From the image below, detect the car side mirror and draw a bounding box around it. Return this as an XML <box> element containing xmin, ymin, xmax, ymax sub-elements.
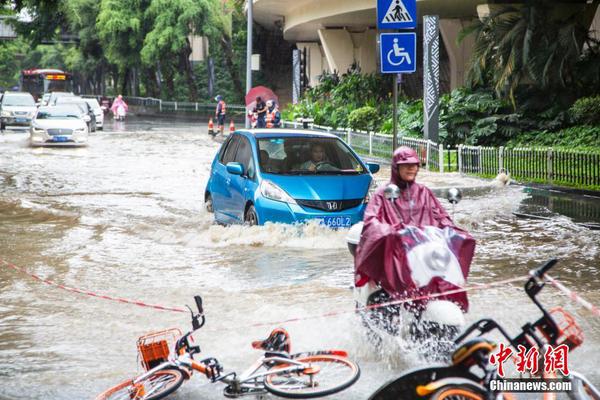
<box><xmin>366</xmin><ymin>162</ymin><xmax>380</xmax><ymax>174</ymax></box>
<box><xmin>226</xmin><ymin>162</ymin><xmax>244</xmax><ymax>176</ymax></box>
<box><xmin>446</xmin><ymin>187</ymin><xmax>462</xmax><ymax>204</ymax></box>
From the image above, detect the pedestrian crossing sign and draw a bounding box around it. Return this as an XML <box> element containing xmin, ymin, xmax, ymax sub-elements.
<box><xmin>377</xmin><ymin>0</ymin><xmax>417</xmax><ymax>29</ymax></box>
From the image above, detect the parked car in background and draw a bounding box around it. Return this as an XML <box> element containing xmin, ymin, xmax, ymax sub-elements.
<box><xmin>29</xmin><ymin>105</ymin><xmax>89</xmax><ymax>147</ymax></box>
<box><xmin>47</xmin><ymin>91</ymin><xmax>74</xmax><ymax>106</ymax></box>
<box><xmin>0</xmin><ymin>91</ymin><xmax>37</xmax><ymax>130</ymax></box>
<box><xmin>204</xmin><ymin>129</ymin><xmax>379</xmax><ymax>226</ymax></box>
<box><xmin>55</xmin><ymin>96</ymin><xmax>96</xmax><ymax>132</ymax></box>
<box><xmin>83</xmin><ymin>98</ymin><xmax>104</xmax><ymax>130</ymax></box>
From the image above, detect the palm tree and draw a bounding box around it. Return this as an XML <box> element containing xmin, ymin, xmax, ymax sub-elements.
<box><xmin>460</xmin><ymin>0</ymin><xmax>595</xmax><ymax>109</ymax></box>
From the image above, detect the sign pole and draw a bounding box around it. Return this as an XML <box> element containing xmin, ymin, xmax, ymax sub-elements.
<box><xmin>392</xmin><ymin>74</ymin><xmax>398</xmax><ymax>152</ymax></box>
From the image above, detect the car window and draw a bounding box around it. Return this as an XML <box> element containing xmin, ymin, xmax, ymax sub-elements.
<box><xmin>257</xmin><ymin>137</ymin><xmax>365</xmax><ymax>175</ymax></box>
<box><xmin>221</xmin><ymin>134</ymin><xmax>241</xmax><ymax>164</ymax></box>
<box><xmin>3</xmin><ymin>94</ymin><xmax>35</xmax><ymax>107</ymax></box>
<box><xmin>234</xmin><ymin>137</ymin><xmax>255</xmax><ymax>179</ymax></box>
<box><xmin>85</xmin><ymin>99</ymin><xmax>101</xmax><ymax>110</ymax></box>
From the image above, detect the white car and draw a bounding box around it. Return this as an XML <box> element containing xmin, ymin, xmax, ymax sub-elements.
<box><xmin>84</xmin><ymin>98</ymin><xmax>104</xmax><ymax>130</ymax></box>
<box><xmin>0</xmin><ymin>91</ymin><xmax>37</xmax><ymax>130</ymax></box>
<box><xmin>29</xmin><ymin>105</ymin><xmax>89</xmax><ymax>147</ymax></box>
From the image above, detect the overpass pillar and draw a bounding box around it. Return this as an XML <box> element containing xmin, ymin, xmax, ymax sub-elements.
<box><xmin>439</xmin><ymin>18</ymin><xmax>475</xmax><ymax>90</ymax></box>
<box><xmin>318</xmin><ymin>28</ymin><xmax>355</xmax><ymax>75</ymax></box>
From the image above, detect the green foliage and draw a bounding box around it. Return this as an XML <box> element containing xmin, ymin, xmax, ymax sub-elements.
<box><xmin>347</xmin><ymin>106</ymin><xmax>379</xmax><ymax>131</ymax></box>
<box><xmin>461</xmin><ymin>0</ymin><xmax>600</xmax><ymax>109</ymax></box>
<box><xmin>508</xmin><ymin>125</ymin><xmax>600</xmax><ymax>149</ymax></box>
<box><xmin>569</xmin><ymin>96</ymin><xmax>600</xmax><ymax>125</ymax></box>
<box><xmin>0</xmin><ymin>40</ymin><xmax>24</xmax><ymax>89</ymax></box>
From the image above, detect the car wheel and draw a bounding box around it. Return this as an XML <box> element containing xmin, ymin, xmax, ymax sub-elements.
<box><xmin>244</xmin><ymin>205</ymin><xmax>258</xmax><ymax>226</ymax></box>
<box><xmin>205</xmin><ymin>194</ymin><xmax>214</xmax><ymax>213</ymax></box>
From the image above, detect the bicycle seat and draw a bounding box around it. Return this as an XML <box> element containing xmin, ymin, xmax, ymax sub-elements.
<box><xmin>251</xmin><ymin>328</ymin><xmax>291</xmax><ymax>353</ymax></box>
<box><xmin>451</xmin><ymin>338</ymin><xmax>495</xmax><ymax>367</ymax></box>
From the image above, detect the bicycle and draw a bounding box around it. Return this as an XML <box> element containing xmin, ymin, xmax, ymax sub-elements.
<box><xmin>96</xmin><ymin>295</ymin><xmax>360</xmax><ymax>400</ymax></box>
<box><xmin>369</xmin><ymin>259</ymin><xmax>600</xmax><ymax>400</ymax></box>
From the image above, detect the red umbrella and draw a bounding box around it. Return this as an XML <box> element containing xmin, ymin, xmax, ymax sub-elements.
<box><xmin>245</xmin><ymin>86</ymin><xmax>278</xmax><ymax>111</ymax></box>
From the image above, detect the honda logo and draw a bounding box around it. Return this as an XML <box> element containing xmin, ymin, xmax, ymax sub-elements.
<box><xmin>326</xmin><ymin>201</ymin><xmax>339</xmax><ymax>211</ymax></box>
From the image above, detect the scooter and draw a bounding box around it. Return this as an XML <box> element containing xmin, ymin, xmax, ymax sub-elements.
<box><xmin>114</xmin><ymin>104</ymin><xmax>126</xmax><ymax>121</ymax></box>
<box><xmin>347</xmin><ymin>185</ymin><xmax>467</xmax><ymax>358</ymax></box>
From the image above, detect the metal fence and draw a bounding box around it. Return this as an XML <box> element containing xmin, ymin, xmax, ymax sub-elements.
<box><xmin>459</xmin><ymin>145</ymin><xmax>600</xmax><ymax>187</ymax></box>
<box><xmin>281</xmin><ymin>120</ymin><xmax>600</xmax><ymax>189</ymax></box>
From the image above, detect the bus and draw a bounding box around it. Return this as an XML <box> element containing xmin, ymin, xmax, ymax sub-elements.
<box><xmin>19</xmin><ymin>69</ymin><xmax>73</xmax><ymax>100</ymax></box>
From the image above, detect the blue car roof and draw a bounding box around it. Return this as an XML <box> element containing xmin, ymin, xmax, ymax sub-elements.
<box><xmin>237</xmin><ymin>129</ymin><xmax>339</xmax><ymax>139</ymax></box>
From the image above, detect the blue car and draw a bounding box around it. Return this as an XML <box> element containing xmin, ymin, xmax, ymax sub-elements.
<box><xmin>204</xmin><ymin>129</ymin><xmax>380</xmax><ymax>227</ymax></box>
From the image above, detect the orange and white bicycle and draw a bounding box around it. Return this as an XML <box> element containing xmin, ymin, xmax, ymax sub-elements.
<box><xmin>96</xmin><ymin>295</ymin><xmax>360</xmax><ymax>400</ymax></box>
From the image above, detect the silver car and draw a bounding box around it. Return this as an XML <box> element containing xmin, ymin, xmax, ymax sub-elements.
<box><xmin>84</xmin><ymin>98</ymin><xmax>104</xmax><ymax>130</ymax></box>
<box><xmin>29</xmin><ymin>105</ymin><xmax>89</xmax><ymax>147</ymax></box>
<box><xmin>0</xmin><ymin>91</ymin><xmax>37</xmax><ymax>130</ymax></box>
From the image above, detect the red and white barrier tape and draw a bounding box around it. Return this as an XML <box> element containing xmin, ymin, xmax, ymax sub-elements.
<box><xmin>1</xmin><ymin>258</ymin><xmax>186</xmax><ymax>313</ymax></box>
<box><xmin>545</xmin><ymin>273</ymin><xmax>600</xmax><ymax>317</ymax></box>
<box><xmin>244</xmin><ymin>275</ymin><xmax>530</xmax><ymax>329</ymax></box>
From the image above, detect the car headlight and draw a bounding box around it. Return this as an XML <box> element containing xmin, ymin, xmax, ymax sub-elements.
<box><xmin>74</xmin><ymin>128</ymin><xmax>86</xmax><ymax>133</ymax></box>
<box><xmin>364</xmin><ymin>180</ymin><xmax>378</xmax><ymax>203</ymax></box>
<box><xmin>1</xmin><ymin>110</ymin><xmax>12</xmax><ymax>117</ymax></box>
<box><xmin>31</xmin><ymin>127</ymin><xmax>45</xmax><ymax>135</ymax></box>
<box><xmin>259</xmin><ymin>180</ymin><xmax>297</xmax><ymax>204</ymax></box>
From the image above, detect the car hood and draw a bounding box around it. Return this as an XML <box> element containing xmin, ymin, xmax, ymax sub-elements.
<box><xmin>264</xmin><ymin>173</ymin><xmax>372</xmax><ymax>200</ymax></box>
<box><xmin>32</xmin><ymin>118</ymin><xmax>87</xmax><ymax>130</ymax></box>
<box><xmin>3</xmin><ymin>105</ymin><xmax>37</xmax><ymax>113</ymax></box>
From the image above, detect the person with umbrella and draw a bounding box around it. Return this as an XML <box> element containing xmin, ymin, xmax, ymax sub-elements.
<box><xmin>253</xmin><ymin>96</ymin><xmax>267</xmax><ymax>128</ymax></box>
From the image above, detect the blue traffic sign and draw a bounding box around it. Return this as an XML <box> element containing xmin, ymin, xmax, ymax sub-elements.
<box><xmin>377</xmin><ymin>0</ymin><xmax>417</xmax><ymax>30</ymax></box>
<box><xmin>380</xmin><ymin>33</ymin><xmax>416</xmax><ymax>74</ymax></box>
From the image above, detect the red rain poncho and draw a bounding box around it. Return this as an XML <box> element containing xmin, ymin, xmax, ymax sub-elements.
<box><xmin>354</xmin><ymin>148</ymin><xmax>475</xmax><ymax>311</ymax></box>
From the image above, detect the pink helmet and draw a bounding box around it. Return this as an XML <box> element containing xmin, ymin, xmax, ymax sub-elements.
<box><xmin>393</xmin><ymin>146</ymin><xmax>420</xmax><ymax>165</ymax></box>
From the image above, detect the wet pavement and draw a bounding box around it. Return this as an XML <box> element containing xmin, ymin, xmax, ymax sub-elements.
<box><xmin>1</xmin><ymin>117</ymin><xmax>599</xmax><ymax>399</ymax></box>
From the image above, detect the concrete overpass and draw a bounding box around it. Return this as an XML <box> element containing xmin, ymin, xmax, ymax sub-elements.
<box><xmin>253</xmin><ymin>0</ymin><xmax>600</xmax><ymax>93</ymax></box>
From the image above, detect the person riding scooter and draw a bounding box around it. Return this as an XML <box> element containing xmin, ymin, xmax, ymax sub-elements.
<box><xmin>352</xmin><ymin>146</ymin><xmax>476</xmax><ymax>348</ymax></box>
<box><xmin>111</xmin><ymin>94</ymin><xmax>128</xmax><ymax>121</ymax></box>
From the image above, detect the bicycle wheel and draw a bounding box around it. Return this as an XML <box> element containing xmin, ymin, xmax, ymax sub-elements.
<box><xmin>430</xmin><ymin>385</ymin><xmax>486</xmax><ymax>400</ymax></box>
<box><xmin>264</xmin><ymin>354</ymin><xmax>360</xmax><ymax>398</ymax></box>
<box><xmin>95</xmin><ymin>369</ymin><xmax>185</xmax><ymax>400</ymax></box>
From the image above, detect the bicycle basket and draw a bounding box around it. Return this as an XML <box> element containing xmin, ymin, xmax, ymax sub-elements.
<box><xmin>137</xmin><ymin>328</ymin><xmax>181</xmax><ymax>371</ymax></box>
<box><xmin>547</xmin><ymin>307</ymin><xmax>583</xmax><ymax>349</ymax></box>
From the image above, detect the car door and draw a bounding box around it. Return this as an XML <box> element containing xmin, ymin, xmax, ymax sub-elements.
<box><xmin>224</xmin><ymin>135</ymin><xmax>257</xmax><ymax>221</ymax></box>
<box><xmin>211</xmin><ymin>134</ymin><xmax>240</xmax><ymax>222</ymax></box>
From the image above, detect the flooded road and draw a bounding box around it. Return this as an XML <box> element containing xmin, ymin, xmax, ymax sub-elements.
<box><xmin>1</xmin><ymin>117</ymin><xmax>599</xmax><ymax>399</ymax></box>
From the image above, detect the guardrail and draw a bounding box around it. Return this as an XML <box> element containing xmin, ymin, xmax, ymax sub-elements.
<box><xmin>281</xmin><ymin>120</ymin><xmax>600</xmax><ymax>189</ymax></box>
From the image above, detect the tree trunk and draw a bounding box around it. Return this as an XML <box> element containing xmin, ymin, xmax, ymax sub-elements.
<box><xmin>163</xmin><ymin>65</ymin><xmax>175</xmax><ymax>99</ymax></box>
<box><xmin>181</xmin><ymin>41</ymin><xmax>198</xmax><ymax>101</ymax></box>
<box><xmin>121</xmin><ymin>67</ymin><xmax>130</xmax><ymax>96</ymax></box>
<box><xmin>220</xmin><ymin>33</ymin><xmax>244</xmax><ymax>100</ymax></box>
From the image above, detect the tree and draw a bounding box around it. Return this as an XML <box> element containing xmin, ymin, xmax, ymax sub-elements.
<box><xmin>460</xmin><ymin>0</ymin><xmax>598</xmax><ymax>109</ymax></box>
<box><xmin>97</xmin><ymin>0</ymin><xmax>148</xmax><ymax>95</ymax></box>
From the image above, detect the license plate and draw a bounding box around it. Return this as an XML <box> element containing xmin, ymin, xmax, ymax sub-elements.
<box><xmin>16</xmin><ymin>118</ymin><xmax>28</xmax><ymax>123</ymax></box>
<box><xmin>317</xmin><ymin>216</ymin><xmax>352</xmax><ymax>228</ymax></box>
<box><xmin>52</xmin><ymin>136</ymin><xmax>68</xmax><ymax>142</ymax></box>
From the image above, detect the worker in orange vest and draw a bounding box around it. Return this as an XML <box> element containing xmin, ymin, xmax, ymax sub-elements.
<box><xmin>215</xmin><ymin>95</ymin><xmax>227</xmax><ymax>136</ymax></box>
<box><xmin>265</xmin><ymin>100</ymin><xmax>281</xmax><ymax>129</ymax></box>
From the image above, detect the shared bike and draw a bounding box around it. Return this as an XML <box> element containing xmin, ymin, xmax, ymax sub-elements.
<box><xmin>369</xmin><ymin>259</ymin><xmax>600</xmax><ymax>400</ymax></box>
<box><xmin>96</xmin><ymin>295</ymin><xmax>360</xmax><ymax>399</ymax></box>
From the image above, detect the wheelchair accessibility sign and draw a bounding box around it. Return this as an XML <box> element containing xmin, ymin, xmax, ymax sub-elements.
<box><xmin>380</xmin><ymin>32</ymin><xmax>416</xmax><ymax>74</ymax></box>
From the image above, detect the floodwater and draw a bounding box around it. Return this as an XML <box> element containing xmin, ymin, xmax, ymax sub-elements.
<box><xmin>0</xmin><ymin>117</ymin><xmax>599</xmax><ymax>399</ymax></box>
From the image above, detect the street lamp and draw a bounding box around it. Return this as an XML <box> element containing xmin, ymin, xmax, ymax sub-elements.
<box><xmin>246</xmin><ymin>0</ymin><xmax>253</xmax><ymax>128</ymax></box>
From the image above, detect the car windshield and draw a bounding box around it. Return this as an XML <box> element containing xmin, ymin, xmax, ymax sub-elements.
<box><xmin>3</xmin><ymin>95</ymin><xmax>35</xmax><ymax>106</ymax></box>
<box><xmin>36</xmin><ymin>106</ymin><xmax>82</xmax><ymax>119</ymax></box>
<box><xmin>84</xmin><ymin>99</ymin><xmax>101</xmax><ymax>110</ymax></box>
<box><xmin>257</xmin><ymin>136</ymin><xmax>365</xmax><ymax>175</ymax></box>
